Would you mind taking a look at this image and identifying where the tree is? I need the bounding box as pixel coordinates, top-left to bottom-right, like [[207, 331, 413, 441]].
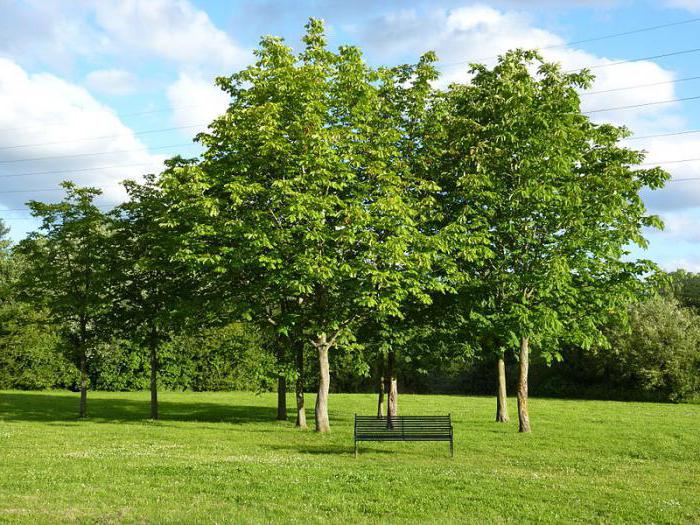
[[441, 51, 669, 432], [666, 270, 700, 312], [16, 182, 111, 417], [108, 172, 212, 419], [159, 19, 453, 433], [607, 296, 700, 401]]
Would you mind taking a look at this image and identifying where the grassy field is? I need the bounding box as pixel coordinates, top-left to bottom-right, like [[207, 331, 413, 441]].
[[1, 391, 699, 524]]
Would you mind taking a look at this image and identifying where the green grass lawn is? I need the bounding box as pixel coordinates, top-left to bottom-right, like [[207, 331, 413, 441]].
[[1, 391, 699, 524]]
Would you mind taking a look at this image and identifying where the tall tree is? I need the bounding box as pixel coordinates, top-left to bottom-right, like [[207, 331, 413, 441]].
[[159, 19, 453, 433], [442, 50, 669, 432], [16, 182, 111, 418], [108, 172, 209, 420]]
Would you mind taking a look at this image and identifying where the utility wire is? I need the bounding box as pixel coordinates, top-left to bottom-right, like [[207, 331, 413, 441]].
[[438, 16, 700, 66], [0, 124, 204, 151], [626, 129, 700, 141], [565, 47, 700, 73], [0, 162, 160, 180], [581, 75, 700, 95], [0, 143, 198, 164], [584, 94, 700, 114], [0, 105, 207, 134]]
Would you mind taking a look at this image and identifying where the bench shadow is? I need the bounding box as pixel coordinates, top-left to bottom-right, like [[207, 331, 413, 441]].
[[0, 392, 277, 424], [268, 443, 396, 456]]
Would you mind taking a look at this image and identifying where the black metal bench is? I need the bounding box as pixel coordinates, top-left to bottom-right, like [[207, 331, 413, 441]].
[[354, 414, 453, 457]]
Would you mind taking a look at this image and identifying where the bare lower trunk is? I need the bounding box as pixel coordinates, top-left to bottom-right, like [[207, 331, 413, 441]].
[[386, 350, 398, 428], [150, 341, 159, 420], [496, 356, 509, 423], [314, 334, 331, 433], [517, 337, 531, 433], [79, 352, 88, 418], [377, 374, 385, 418], [295, 342, 306, 428], [277, 376, 287, 421], [276, 342, 287, 421]]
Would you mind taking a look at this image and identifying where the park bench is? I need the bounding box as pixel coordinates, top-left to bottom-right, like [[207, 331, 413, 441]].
[[354, 414, 454, 457]]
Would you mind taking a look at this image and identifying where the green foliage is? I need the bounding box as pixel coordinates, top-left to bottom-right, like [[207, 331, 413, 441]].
[[161, 323, 274, 392], [159, 19, 454, 351], [606, 296, 700, 401], [440, 50, 669, 358], [15, 182, 112, 366], [666, 270, 700, 312]]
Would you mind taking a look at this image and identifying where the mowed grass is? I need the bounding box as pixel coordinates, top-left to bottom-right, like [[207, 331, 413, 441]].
[[0, 391, 699, 524]]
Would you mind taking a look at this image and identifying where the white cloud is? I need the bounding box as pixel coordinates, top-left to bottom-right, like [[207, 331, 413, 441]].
[[166, 73, 230, 134], [85, 68, 136, 96], [649, 209, 700, 242], [664, 0, 700, 11], [0, 57, 165, 237], [91, 0, 250, 74], [661, 258, 700, 273]]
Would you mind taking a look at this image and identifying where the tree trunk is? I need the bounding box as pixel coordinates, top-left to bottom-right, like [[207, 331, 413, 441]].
[[496, 355, 509, 423], [79, 352, 88, 419], [295, 341, 306, 429], [276, 342, 287, 421], [150, 340, 159, 420], [517, 336, 531, 433], [386, 350, 398, 428], [314, 334, 331, 433], [377, 374, 385, 418]]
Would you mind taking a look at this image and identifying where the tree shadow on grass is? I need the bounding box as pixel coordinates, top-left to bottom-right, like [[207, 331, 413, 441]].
[[0, 392, 277, 424]]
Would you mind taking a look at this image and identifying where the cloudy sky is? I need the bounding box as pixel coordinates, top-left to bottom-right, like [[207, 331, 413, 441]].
[[1, 0, 700, 270]]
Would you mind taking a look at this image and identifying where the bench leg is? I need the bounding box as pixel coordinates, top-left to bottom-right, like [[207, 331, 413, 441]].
[[354, 441, 358, 458], [450, 439, 454, 458]]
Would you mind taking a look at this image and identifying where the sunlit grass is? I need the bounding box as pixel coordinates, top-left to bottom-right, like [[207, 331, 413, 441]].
[[1, 391, 698, 524]]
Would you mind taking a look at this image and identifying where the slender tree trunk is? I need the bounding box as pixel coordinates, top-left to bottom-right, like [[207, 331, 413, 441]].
[[295, 341, 306, 429], [517, 336, 531, 433], [377, 374, 385, 418], [386, 350, 398, 429], [150, 340, 159, 420], [496, 355, 509, 423], [314, 334, 331, 433], [276, 342, 287, 421], [79, 351, 88, 419]]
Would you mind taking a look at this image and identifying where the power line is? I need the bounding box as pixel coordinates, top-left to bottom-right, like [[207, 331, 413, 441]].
[[0, 143, 198, 164], [438, 16, 700, 67], [584, 94, 700, 114], [0, 105, 208, 134], [0, 162, 163, 180], [0, 124, 204, 151], [581, 75, 700, 96], [566, 47, 700, 73], [626, 129, 700, 141], [641, 157, 700, 166]]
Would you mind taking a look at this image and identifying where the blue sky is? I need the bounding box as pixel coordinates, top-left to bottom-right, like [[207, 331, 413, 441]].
[[1, 0, 699, 270]]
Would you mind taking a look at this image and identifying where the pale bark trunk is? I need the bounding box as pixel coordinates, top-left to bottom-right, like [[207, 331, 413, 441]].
[[314, 334, 331, 433], [79, 352, 88, 419], [517, 337, 531, 433], [377, 374, 385, 418], [386, 350, 398, 428], [295, 342, 306, 429], [150, 340, 159, 420], [496, 356, 509, 423]]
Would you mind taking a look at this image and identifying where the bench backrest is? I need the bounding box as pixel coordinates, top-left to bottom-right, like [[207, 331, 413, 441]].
[[355, 415, 452, 437]]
